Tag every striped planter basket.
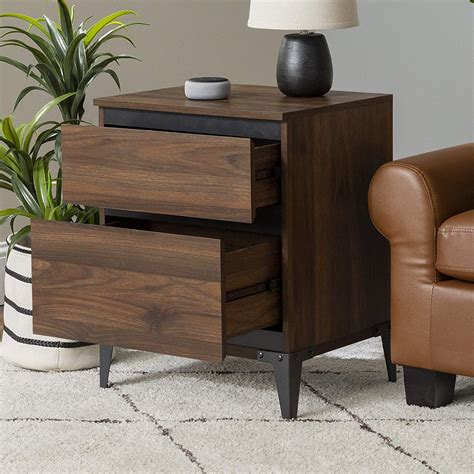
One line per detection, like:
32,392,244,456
1,240,100,371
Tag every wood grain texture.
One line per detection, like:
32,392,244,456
94,85,391,121
225,239,281,293
32,219,225,362
32,220,282,361
226,292,281,338
253,142,281,209
282,99,393,352
62,126,279,223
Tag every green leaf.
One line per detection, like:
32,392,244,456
43,15,67,59
55,168,62,203
102,68,121,89
84,10,138,47
0,26,62,72
0,150,22,177
0,207,34,219
13,86,48,112
23,93,75,152
71,55,136,117
33,157,53,211
34,62,66,97
58,0,74,43
87,22,146,58
7,224,31,257
0,56,44,85
0,38,54,69
11,174,43,217
2,117,20,149
0,182,13,192
0,13,49,36
64,33,87,89
0,160,14,176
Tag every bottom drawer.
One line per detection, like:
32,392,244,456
31,219,281,362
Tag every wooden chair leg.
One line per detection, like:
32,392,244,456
403,366,456,408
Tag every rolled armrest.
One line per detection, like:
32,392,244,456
368,143,474,369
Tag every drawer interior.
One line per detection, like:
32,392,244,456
109,217,282,312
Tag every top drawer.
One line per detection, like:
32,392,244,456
62,125,280,223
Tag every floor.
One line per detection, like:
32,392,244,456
0,334,473,473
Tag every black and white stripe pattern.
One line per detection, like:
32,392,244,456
2,244,99,371
5,266,32,284
4,295,33,316
3,325,94,349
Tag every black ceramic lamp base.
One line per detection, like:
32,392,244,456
277,33,333,98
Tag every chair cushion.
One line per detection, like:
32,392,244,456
437,210,474,282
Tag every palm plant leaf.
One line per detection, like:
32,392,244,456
64,32,87,88
43,15,67,59
0,207,35,219
0,55,45,84
13,85,49,112
0,2,143,121
2,117,20,148
0,26,62,70
6,224,31,256
1,0,138,247
57,0,74,43
87,22,147,59
33,157,54,211
84,10,137,46
22,92,75,152
0,13,49,36
11,173,43,216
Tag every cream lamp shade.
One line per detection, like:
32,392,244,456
248,0,359,31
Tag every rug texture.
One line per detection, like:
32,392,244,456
1,337,472,473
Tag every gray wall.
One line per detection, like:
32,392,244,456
0,0,472,239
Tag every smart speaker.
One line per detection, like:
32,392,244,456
185,77,231,100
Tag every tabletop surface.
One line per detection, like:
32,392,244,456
94,85,392,121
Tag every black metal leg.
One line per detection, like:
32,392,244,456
403,366,456,408
258,350,303,419
380,325,397,382
100,345,113,388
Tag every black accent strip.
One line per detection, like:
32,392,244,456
5,266,32,284
12,245,31,255
104,108,281,141
4,295,33,316
2,325,94,349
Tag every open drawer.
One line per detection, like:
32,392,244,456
31,219,281,362
61,125,280,224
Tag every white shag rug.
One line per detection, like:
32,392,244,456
0,337,473,473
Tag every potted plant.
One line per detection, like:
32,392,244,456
0,0,142,370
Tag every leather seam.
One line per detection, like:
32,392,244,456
439,228,474,233
437,264,474,271
429,283,435,370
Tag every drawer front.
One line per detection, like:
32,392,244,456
32,220,225,362
62,126,280,223
32,220,281,362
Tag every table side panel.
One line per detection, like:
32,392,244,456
282,99,393,352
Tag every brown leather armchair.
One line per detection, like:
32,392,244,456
369,144,474,407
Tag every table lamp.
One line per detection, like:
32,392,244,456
248,0,359,97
